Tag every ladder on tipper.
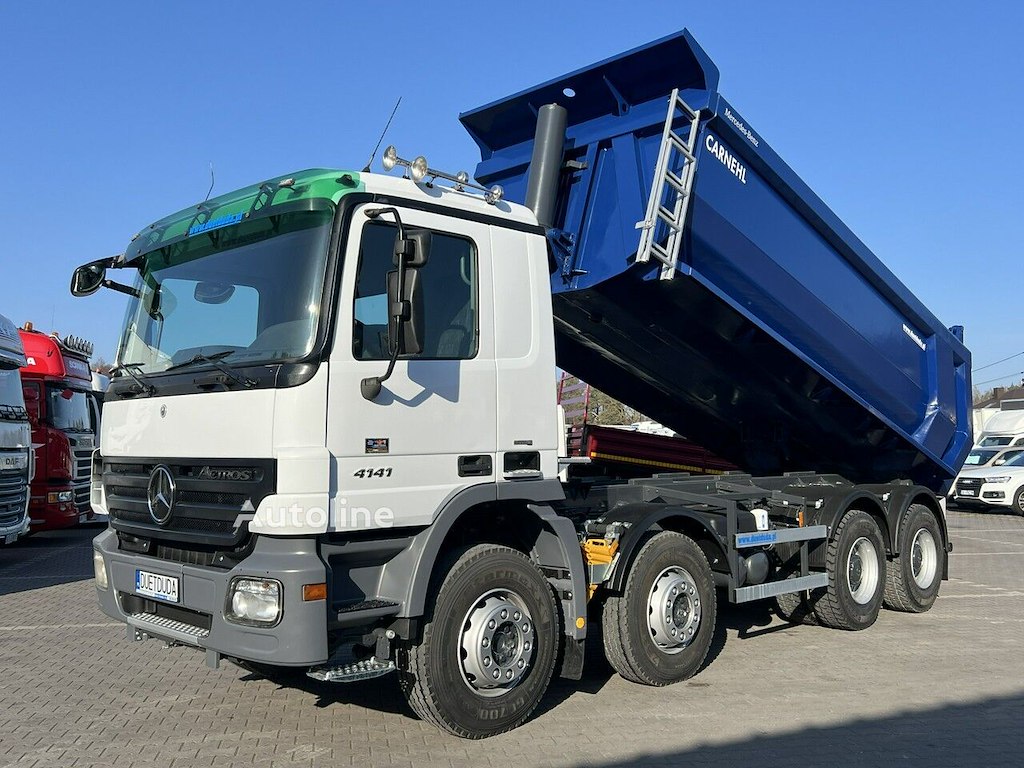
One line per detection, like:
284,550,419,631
635,88,701,280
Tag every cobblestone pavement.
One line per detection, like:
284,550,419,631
1,510,1022,767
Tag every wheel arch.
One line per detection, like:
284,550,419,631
857,484,945,551
603,504,729,593
805,489,889,550
885,486,949,579
377,482,588,640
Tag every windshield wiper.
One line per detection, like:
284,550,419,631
164,351,257,388
110,362,156,395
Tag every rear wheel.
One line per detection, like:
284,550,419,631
602,531,716,686
396,544,557,739
884,504,943,612
808,510,886,630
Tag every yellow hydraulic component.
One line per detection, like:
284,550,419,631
582,537,619,600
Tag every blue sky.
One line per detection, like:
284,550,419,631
1,1,1021,389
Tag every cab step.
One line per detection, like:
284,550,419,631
307,656,396,683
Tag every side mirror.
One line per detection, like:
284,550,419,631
994,458,1005,465
394,229,431,268
70,261,107,297
386,268,424,356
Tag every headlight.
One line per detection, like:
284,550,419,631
93,551,108,590
985,476,1012,485
226,578,282,626
47,490,75,504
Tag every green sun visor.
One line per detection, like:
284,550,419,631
122,169,363,262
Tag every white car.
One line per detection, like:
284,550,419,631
951,451,1024,515
960,445,1024,469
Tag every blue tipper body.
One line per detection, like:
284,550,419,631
459,30,972,491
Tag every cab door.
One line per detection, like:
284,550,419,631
326,203,496,531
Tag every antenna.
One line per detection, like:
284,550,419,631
204,162,216,202
363,97,402,173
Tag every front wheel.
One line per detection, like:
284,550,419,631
1012,486,1024,516
883,504,943,613
602,531,716,686
396,544,557,739
808,510,886,631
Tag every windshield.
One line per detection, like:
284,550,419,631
964,449,998,466
116,208,333,375
46,384,93,432
979,435,1012,447
0,368,27,421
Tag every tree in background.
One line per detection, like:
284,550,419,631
557,374,644,426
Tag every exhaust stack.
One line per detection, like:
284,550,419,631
524,103,567,229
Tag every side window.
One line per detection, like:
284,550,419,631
353,221,478,360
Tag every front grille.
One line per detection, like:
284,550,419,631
957,478,983,490
107,484,246,508
155,545,217,567
110,507,238,534
0,462,28,528
104,457,275,548
73,449,92,483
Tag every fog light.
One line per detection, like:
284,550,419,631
93,551,108,590
47,490,74,504
226,578,282,626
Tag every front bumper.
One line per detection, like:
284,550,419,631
0,512,30,542
29,485,91,531
950,484,1014,510
94,529,329,666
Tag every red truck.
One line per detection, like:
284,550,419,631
18,324,97,531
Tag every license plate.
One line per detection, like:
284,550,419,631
135,570,180,603
959,489,976,497
1,455,27,470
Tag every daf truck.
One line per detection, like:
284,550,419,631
0,315,31,544
74,31,970,738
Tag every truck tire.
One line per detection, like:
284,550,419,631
395,544,557,739
773,589,818,625
883,504,943,612
602,531,716,686
1013,486,1024,516
807,510,886,631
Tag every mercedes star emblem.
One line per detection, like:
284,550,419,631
147,465,176,525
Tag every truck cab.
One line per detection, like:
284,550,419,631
19,325,96,531
0,315,32,544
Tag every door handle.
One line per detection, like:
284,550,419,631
458,455,493,477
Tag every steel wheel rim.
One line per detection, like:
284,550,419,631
910,528,938,588
458,589,536,697
647,566,701,655
846,536,880,605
